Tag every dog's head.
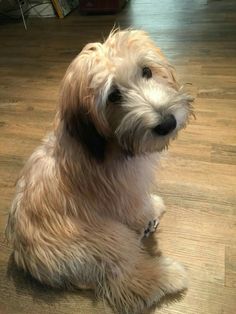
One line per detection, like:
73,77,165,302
58,30,194,160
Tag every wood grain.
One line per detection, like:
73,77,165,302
0,0,236,313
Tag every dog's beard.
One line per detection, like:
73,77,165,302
116,126,174,155
113,87,194,155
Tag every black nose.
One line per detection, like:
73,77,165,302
154,114,177,136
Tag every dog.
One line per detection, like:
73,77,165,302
6,29,194,314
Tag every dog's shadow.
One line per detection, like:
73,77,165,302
7,251,186,313
6,254,98,307
145,292,186,314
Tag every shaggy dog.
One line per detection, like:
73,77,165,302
6,30,194,314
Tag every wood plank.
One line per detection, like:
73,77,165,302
225,246,236,288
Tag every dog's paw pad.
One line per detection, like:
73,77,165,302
144,228,151,238
144,218,159,237
149,218,159,232
152,219,159,230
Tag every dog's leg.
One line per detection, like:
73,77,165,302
121,194,166,238
103,256,188,314
14,215,187,314
143,194,166,238
80,219,188,314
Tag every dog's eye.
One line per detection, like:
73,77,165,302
108,88,122,103
142,67,152,79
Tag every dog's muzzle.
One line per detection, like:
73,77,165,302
153,114,177,136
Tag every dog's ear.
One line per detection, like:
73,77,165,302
65,109,107,162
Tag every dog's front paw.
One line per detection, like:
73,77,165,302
150,194,166,218
143,218,159,238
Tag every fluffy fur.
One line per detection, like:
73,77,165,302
6,30,194,314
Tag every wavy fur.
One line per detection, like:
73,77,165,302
6,29,193,314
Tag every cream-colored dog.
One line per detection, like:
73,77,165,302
6,30,194,314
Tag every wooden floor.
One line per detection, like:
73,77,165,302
1,0,236,313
